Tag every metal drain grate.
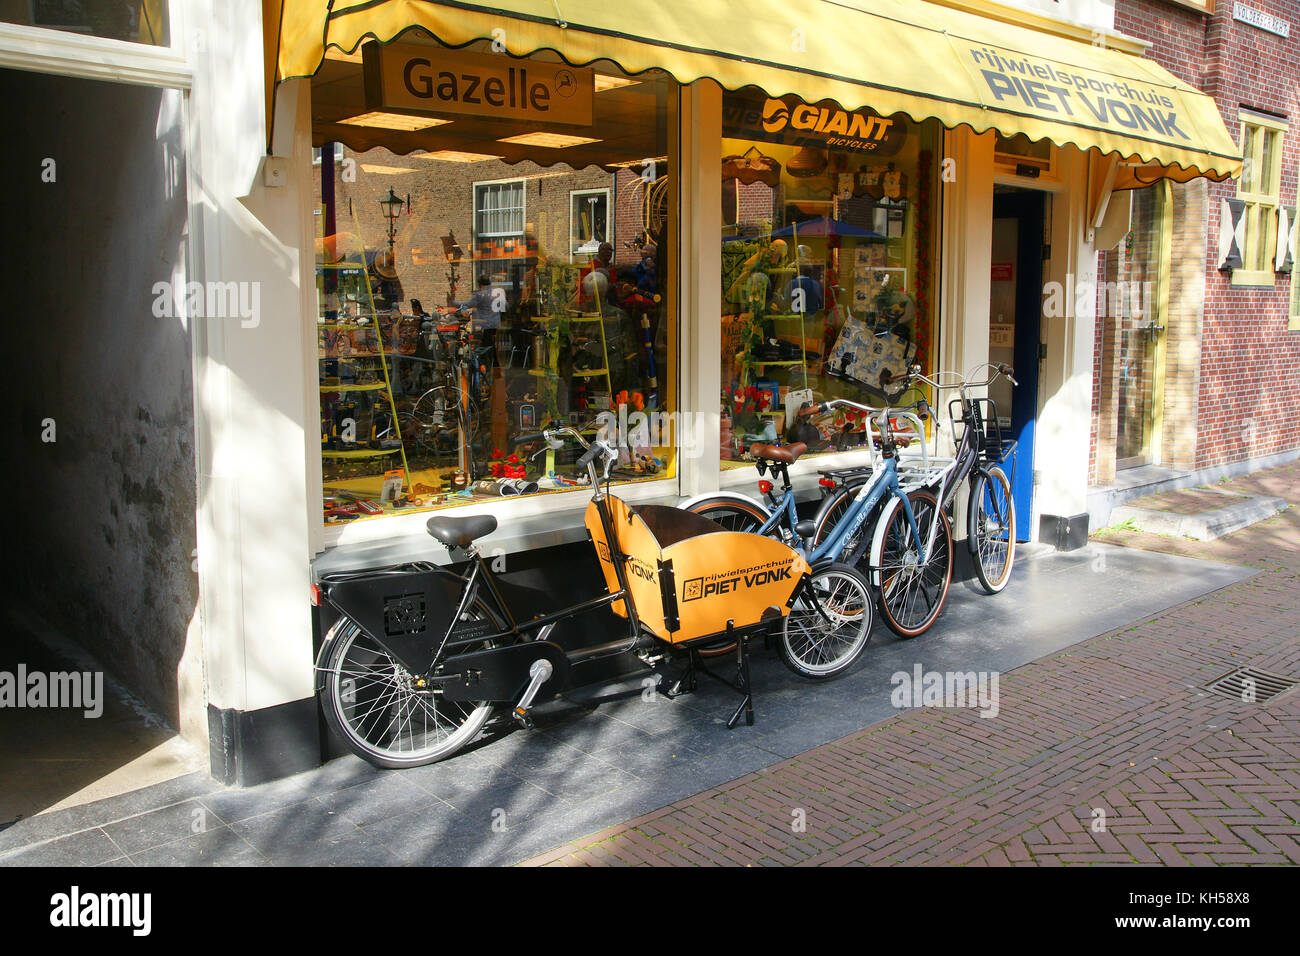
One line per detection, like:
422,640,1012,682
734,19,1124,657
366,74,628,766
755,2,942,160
1205,666,1298,704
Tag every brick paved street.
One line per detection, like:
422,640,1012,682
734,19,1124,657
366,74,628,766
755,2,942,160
525,462,1300,866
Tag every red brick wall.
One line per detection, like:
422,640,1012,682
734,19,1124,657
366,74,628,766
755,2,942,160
1114,0,1300,470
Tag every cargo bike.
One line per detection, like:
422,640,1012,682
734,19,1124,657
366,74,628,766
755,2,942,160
312,426,873,769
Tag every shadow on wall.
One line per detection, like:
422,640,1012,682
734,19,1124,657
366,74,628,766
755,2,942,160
0,69,199,746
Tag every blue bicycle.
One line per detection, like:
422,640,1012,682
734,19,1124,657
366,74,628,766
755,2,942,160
684,396,953,642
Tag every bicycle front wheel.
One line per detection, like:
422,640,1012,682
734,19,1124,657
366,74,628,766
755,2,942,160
876,490,953,638
780,563,873,679
318,602,502,769
969,465,1016,594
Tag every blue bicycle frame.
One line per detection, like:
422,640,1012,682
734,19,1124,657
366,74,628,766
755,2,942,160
753,454,926,568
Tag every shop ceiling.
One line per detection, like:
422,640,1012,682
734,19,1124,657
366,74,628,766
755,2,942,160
266,0,1241,185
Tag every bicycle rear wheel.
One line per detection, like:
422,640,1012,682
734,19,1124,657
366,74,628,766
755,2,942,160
969,465,1016,594
780,563,873,678
876,490,953,638
318,599,503,769
683,496,770,534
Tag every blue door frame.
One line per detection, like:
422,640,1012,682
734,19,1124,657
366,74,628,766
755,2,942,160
992,191,1043,541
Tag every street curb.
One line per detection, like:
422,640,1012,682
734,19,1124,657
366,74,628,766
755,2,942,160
1110,493,1287,541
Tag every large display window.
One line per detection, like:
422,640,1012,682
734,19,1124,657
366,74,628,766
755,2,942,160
718,90,940,466
311,42,674,524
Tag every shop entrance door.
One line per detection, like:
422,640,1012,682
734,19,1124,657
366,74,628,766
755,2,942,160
988,189,1044,540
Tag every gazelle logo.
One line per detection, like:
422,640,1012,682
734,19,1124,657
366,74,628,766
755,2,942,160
50,886,151,936
890,664,1000,718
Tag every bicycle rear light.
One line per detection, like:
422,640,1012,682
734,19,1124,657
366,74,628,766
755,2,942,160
758,479,773,495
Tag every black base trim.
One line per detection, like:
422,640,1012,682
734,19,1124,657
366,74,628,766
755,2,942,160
1038,513,1090,552
207,698,321,787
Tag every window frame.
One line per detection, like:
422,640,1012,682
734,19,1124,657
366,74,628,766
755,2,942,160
472,177,527,240
1232,110,1287,287
0,2,189,89
1291,177,1300,330
569,187,613,258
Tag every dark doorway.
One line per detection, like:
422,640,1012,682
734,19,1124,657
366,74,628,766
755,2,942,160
988,189,1044,539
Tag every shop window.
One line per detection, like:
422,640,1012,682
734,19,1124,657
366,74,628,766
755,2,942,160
3,1,169,46
1232,111,1287,287
718,89,940,466
311,46,675,523
570,189,611,256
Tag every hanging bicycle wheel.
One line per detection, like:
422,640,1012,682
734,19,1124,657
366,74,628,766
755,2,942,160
318,599,504,769
876,489,953,638
969,464,1016,594
780,563,873,678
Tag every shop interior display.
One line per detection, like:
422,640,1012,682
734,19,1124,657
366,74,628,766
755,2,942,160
308,45,676,525
718,105,937,466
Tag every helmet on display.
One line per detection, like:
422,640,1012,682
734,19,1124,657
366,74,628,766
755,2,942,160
582,268,610,300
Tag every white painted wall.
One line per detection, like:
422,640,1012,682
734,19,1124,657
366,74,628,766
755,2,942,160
188,0,316,713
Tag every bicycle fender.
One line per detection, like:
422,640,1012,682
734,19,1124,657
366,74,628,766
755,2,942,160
676,490,771,517
867,495,908,589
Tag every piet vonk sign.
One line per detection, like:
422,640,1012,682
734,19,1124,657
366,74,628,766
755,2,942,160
968,45,1190,142
363,43,594,125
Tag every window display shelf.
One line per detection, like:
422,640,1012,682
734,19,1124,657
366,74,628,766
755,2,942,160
321,382,389,392
321,447,403,459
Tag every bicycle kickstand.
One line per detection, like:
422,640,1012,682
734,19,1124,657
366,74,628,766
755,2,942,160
726,620,754,729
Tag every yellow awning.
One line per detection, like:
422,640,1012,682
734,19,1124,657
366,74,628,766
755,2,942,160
267,0,1241,183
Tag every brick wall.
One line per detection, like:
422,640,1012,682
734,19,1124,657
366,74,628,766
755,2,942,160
1111,0,1300,473
313,149,619,309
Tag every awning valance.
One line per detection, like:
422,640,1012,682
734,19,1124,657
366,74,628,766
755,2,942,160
266,0,1241,183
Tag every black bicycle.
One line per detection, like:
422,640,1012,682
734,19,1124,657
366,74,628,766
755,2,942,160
312,426,872,768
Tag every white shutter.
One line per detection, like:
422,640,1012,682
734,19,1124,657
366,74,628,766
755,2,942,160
1217,198,1246,271
1276,206,1296,273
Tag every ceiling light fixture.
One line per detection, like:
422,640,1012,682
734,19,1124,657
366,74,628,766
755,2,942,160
415,150,503,163
497,132,602,148
338,112,452,131
594,74,640,92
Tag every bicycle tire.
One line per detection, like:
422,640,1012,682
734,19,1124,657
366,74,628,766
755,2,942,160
969,465,1016,594
318,597,505,769
780,562,873,679
875,489,953,638
682,496,770,535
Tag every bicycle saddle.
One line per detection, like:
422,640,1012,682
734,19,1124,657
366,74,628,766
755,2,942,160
748,442,807,464
426,514,498,548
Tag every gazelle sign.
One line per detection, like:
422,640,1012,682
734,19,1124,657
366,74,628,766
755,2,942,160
363,43,594,126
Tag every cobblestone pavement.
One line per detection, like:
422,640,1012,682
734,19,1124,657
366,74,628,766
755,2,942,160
525,462,1300,866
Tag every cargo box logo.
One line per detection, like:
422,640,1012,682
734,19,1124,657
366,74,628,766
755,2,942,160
682,559,793,601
